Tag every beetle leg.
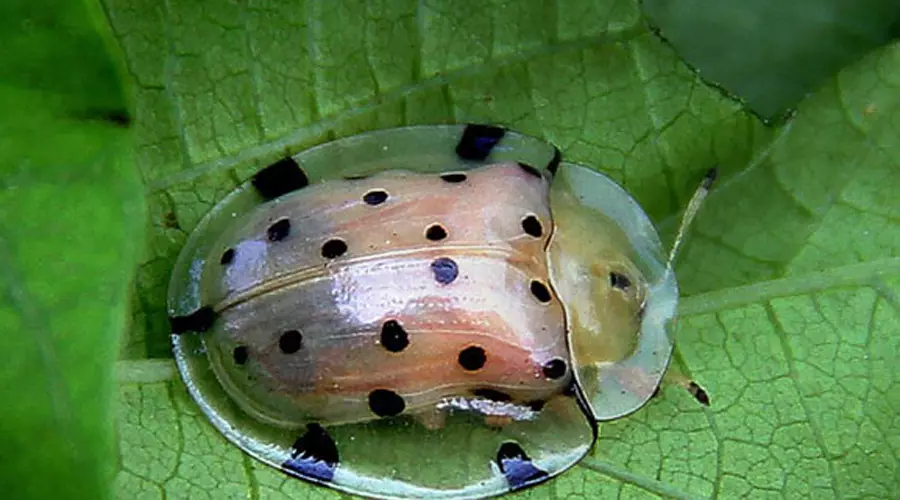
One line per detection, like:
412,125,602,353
667,168,717,268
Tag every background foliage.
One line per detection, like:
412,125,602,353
3,0,898,498
0,1,144,498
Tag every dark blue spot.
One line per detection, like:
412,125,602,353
496,442,549,490
431,257,459,285
455,124,505,161
252,157,309,200
282,424,339,483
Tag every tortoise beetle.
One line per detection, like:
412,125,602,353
168,124,712,499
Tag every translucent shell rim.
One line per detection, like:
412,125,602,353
549,166,678,421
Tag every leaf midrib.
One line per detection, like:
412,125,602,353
678,257,900,315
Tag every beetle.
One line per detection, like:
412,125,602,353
168,124,712,499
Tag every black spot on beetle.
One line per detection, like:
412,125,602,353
542,358,567,379
609,272,632,290
220,248,235,265
425,224,448,241
282,423,339,482
363,189,389,206
473,388,512,402
279,330,303,354
530,280,552,303
368,389,406,417
169,306,216,334
321,238,348,259
517,162,543,178
521,215,543,238
546,147,562,175
455,123,506,161
252,157,309,200
380,320,409,353
431,257,459,284
232,345,248,365
440,172,468,183
458,346,486,371
267,218,291,242
496,442,549,490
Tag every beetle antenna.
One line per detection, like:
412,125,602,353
666,168,717,269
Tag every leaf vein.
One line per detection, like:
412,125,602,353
147,34,634,191
679,258,900,316
765,303,842,497
578,457,701,500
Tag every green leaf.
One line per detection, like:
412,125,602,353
643,0,900,119
111,1,898,498
0,1,145,499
